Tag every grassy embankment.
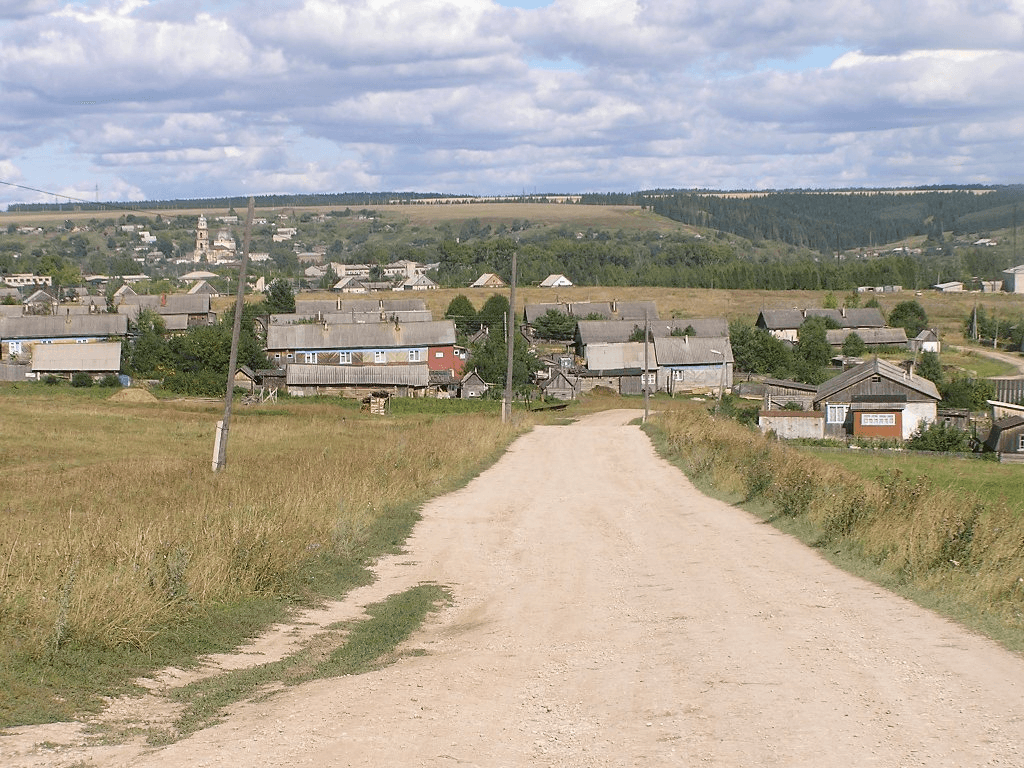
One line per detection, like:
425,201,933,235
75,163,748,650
647,405,1024,653
0,384,521,728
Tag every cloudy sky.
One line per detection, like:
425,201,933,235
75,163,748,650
0,0,1021,207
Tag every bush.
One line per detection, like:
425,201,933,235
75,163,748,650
71,372,93,388
99,374,121,388
905,422,975,453
43,375,61,386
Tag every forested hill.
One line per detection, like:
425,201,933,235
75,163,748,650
580,187,1024,254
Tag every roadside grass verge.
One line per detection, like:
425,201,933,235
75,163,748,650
0,384,518,728
644,405,1024,654
163,583,450,742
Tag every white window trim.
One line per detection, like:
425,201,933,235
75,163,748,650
826,404,849,424
409,349,422,363
303,352,317,364
1018,434,1024,451
860,412,896,427
374,350,386,364
339,351,352,365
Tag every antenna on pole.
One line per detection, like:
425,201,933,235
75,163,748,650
212,197,255,472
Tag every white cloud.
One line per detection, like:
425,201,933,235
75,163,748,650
0,0,1021,203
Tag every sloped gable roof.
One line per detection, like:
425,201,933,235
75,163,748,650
653,336,733,366
815,356,940,402
267,320,456,351
0,313,128,339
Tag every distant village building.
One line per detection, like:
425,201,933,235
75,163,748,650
539,274,573,288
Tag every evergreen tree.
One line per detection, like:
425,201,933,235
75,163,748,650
888,301,929,337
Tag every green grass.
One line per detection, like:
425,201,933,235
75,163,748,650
796,447,1024,515
940,347,1022,378
166,583,450,741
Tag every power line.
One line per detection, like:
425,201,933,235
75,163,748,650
0,178,146,215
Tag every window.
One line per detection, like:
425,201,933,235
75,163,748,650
8,341,22,355
826,404,849,424
303,352,317,364
860,413,896,426
374,350,386,364
1018,434,1024,452
409,349,422,363
671,369,686,381
339,351,352,365
435,351,444,359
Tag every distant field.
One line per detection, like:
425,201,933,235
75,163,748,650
0,201,695,235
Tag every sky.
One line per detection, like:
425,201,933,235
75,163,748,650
0,0,1022,208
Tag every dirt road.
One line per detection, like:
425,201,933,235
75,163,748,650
6,409,1024,766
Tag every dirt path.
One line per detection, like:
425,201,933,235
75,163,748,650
6,409,1024,766
951,343,1024,377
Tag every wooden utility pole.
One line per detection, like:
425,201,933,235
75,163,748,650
502,247,517,423
212,197,254,472
643,314,650,423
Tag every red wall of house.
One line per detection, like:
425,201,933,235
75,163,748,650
429,345,464,375
851,411,902,439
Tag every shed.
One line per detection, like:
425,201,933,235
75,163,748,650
984,416,1024,462
459,369,490,399
758,410,825,439
30,341,122,379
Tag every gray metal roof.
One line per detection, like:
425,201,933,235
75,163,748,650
30,341,122,372
653,336,734,366
826,328,908,346
286,363,429,386
268,320,456,350
759,307,886,330
815,356,940,402
0,313,128,339
119,294,211,313
585,342,655,371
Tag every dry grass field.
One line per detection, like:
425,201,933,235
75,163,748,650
0,385,520,725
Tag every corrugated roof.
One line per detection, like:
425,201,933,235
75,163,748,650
30,342,122,372
815,356,940,402
120,294,211,313
286,363,429,386
653,336,734,366
585,342,654,371
268,320,456,350
0,313,128,339
826,328,908,345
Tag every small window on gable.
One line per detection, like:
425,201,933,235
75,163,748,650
871,375,882,382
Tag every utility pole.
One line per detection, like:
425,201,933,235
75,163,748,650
643,313,650,423
502,247,517,424
212,197,254,471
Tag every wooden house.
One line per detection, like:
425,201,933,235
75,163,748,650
814,357,941,439
910,329,940,354
266,319,461,376
117,294,215,329
762,378,818,410
757,307,886,343
984,416,1024,462
540,368,580,400
652,336,733,395
459,369,490,399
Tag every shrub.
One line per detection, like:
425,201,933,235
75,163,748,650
99,374,121,388
906,422,975,453
43,375,61,386
70,372,93,388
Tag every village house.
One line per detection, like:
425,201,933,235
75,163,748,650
539,274,573,288
984,416,1024,463
813,357,940,440
265,319,461,377
826,327,909,349
652,336,733,395
285,363,430,399
470,273,506,289
0,313,128,361
756,307,887,343
1002,265,1024,293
